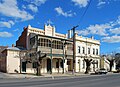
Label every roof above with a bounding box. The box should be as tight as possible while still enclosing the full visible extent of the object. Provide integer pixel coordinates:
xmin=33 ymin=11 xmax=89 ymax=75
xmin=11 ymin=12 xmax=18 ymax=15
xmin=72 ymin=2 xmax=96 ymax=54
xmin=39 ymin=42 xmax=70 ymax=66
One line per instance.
xmin=6 ymin=47 xmax=26 ymax=51
xmin=6 ymin=47 xmax=21 ymax=51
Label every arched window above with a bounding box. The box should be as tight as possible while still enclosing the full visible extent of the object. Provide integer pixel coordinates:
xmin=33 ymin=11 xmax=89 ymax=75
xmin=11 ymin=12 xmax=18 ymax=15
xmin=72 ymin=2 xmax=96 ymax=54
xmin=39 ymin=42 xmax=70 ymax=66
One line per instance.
xmin=96 ymin=49 xmax=98 ymax=55
xmin=88 ymin=48 xmax=90 ymax=54
xmin=93 ymin=48 xmax=95 ymax=55
xmin=78 ymin=46 xmax=80 ymax=53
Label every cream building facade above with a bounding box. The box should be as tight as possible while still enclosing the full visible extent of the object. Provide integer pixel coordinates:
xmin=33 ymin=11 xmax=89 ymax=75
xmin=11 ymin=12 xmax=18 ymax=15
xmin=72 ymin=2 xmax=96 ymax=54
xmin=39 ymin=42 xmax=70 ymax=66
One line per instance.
xmin=0 ymin=47 xmax=22 ymax=73
xmin=72 ymin=34 xmax=100 ymax=73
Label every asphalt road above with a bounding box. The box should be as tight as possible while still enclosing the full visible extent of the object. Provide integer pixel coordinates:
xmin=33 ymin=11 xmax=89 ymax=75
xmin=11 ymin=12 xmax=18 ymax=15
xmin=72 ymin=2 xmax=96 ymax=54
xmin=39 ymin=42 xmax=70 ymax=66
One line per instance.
xmin=0 ymin=74 xmax=120 ymax=87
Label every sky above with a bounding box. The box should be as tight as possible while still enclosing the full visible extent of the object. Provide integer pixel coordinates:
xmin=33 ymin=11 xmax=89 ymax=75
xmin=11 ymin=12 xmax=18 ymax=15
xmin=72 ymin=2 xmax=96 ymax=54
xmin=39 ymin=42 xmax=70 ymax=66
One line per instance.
xmin=0 ymin=0 xmax=120 ymax=54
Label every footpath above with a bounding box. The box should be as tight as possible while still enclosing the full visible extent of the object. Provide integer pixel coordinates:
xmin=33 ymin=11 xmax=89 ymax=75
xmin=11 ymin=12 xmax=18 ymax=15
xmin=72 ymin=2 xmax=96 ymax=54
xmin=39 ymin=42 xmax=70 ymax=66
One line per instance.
xmin=0 ymin=72 xmax=117 ymax=79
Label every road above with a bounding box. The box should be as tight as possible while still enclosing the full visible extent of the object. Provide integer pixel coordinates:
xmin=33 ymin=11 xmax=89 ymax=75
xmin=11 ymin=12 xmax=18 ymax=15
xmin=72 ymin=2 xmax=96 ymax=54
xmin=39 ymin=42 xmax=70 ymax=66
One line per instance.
xmin=0 ymin=74 xmax=120 ymax=87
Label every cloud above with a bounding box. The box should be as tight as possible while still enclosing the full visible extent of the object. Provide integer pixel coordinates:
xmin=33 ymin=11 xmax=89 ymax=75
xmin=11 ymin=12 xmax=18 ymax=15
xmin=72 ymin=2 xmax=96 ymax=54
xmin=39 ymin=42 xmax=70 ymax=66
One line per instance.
xmin=116 ymin=16 xmax=120 ymax=25
xmin=88 ymin=24 xmax=111 ymax=36
xmin=24 ymin=0 xmax=46 ymax=6
xmin=27 ymin=4 xmax=38 ymax=12
xmin=23 ymin=0 xmax=47 ymax=13
xmin=102 ymin=35 xmax=120 ymax=43
xmin=72 ymin=0 xmax=89 ymax=8
xmin=77 ymin=23 xmax=111 ymax=36
xmin=55 ymin=7 xmax=76 ymax=17
xmin=0 ymin=0 xmax=33 ymax=21
xmin=76 ymin=29 xmax=89 ymax=36
xmin=0 ymin=31 xmax=13 ymax=37
xmin=77 ymin=15 xmax=120 ymax=37
xmin=109 ymin=27 xmax=120 ymax=35
xmin=97 ymin=0 xmax=118 ymax=8
xmin=13 ymin=28 xmax=19 ymax=32
xmin=0 ymin=20 xmax=15 ymax=28
xmin=97 ymin=0 xmax=106 ymax=7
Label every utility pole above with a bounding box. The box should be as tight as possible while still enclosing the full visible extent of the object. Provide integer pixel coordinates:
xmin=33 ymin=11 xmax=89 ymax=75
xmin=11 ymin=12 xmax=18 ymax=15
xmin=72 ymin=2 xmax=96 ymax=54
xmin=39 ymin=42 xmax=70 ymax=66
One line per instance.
xmin=71 ymin=25 xmax=79 ymax=75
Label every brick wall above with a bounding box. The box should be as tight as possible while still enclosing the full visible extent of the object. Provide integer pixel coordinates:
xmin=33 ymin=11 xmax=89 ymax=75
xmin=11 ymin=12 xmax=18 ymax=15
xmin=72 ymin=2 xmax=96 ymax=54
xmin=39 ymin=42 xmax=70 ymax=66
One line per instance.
xmin=16 ymin=27 xmax=27 ymax=48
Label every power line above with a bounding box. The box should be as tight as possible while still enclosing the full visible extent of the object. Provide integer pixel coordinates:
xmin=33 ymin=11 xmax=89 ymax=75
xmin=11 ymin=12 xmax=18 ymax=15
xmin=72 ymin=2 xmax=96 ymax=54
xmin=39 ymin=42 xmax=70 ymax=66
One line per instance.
xmin=78 ymin=0 xmax=93 ymax=26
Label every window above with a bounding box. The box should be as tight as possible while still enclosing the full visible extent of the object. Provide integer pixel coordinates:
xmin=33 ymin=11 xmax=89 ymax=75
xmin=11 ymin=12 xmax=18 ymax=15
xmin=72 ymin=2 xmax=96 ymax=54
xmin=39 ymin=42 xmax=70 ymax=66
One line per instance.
xmin=88 ymin=48 xmax=90 ymax=54
xmin=96 ymin=49 xmax=98 ymax=55
xmin=38 ymin=38 xmax=51 ymax=47
xmin=78 ymin=46 xmax=80 ymax=53
xmin=52 ymin=40 xmax=63 ymax=49
xmin=37 ymin=39 xmax=40 ymax=46
xmin=93 ymin=48 xmax=95 ymax=55
xmin=82 ymin=60 xmax=85 ymax=69
xmin=40 ymin=38 xmax=44 ymax=46
xmin=82 ymin=47 xmax=85 ymax=54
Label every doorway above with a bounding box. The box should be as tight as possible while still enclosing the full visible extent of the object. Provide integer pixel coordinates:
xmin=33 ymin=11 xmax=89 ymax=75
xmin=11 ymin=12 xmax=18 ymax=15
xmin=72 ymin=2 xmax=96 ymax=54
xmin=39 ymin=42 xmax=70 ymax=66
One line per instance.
xmin=47 ymin=59 xmax=51 ymax=73
xmin=22 ymin=62 xmax=26 ymax=72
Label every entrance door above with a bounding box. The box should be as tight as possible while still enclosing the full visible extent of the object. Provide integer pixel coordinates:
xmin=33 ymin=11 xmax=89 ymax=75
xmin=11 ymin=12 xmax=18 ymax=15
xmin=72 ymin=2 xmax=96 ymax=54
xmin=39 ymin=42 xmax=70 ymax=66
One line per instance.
xmin=47 ymin=59 xmax=51 ymax=73
xmin=67 ymin=59 xmax=72 ymax=71
xmin=22 ymin=62 xmax=26 ymax=72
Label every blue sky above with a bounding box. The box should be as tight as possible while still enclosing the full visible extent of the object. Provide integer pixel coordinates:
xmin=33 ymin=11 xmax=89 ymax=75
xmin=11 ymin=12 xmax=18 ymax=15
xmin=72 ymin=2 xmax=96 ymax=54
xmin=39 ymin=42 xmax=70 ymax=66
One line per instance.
xmin=0 ymin=0 xmax=120 ymax=54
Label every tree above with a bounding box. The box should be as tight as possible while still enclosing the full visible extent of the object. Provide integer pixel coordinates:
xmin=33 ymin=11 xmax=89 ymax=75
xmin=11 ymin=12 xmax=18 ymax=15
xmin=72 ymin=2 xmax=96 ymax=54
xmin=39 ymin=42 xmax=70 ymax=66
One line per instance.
xmin=22 ymin=50 xmax=46 ymax=76
xmin=36 ymin=51 xmax=47 ymax=76
xmin=115 ymin=53 xmax=120 ymax=69
xmin=84 ymin=59 xmax=92 ymax=74
xmin=107 ymin=59 xmax=114 ymax=72
xmin=106 ymin=54 xmax=115 ymax=72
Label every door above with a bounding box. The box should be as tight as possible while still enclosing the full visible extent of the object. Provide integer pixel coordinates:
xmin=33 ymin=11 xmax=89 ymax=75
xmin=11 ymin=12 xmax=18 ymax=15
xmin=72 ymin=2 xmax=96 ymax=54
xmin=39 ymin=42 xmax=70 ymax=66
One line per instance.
xmin=47 ymin=59 xmax=51 ymax=73
xmin=67 ymin=59 xmax=72 ymax=71
xmin=22 ymin=62 xmax=26 ymax=72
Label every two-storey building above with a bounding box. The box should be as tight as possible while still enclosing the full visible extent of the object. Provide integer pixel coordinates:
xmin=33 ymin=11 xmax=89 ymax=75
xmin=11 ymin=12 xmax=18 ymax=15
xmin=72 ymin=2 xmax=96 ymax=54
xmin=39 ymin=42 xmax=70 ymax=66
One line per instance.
xmin=16 ymin=24 xmax=73 ymax=74
xmin=68 ymin=32 xmax=100 ymax=73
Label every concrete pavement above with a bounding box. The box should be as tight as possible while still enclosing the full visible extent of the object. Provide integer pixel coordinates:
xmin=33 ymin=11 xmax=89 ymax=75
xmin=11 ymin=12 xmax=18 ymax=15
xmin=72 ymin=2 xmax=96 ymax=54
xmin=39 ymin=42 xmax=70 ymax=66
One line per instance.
xmin=0 ymin=72 xmax=90 ymax=79
xmin=0 ymin=71 xmax=118 ymax=79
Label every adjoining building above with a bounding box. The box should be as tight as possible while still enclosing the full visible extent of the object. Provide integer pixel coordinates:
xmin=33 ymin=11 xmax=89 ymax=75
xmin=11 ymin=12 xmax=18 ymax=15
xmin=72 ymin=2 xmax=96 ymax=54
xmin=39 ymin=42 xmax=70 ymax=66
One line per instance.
xmin=0 ymin=46 xmax=8 ymax=72
xmin=100 ymin=55 xmax=116 ymax=72
xmin=68 ymin=32 xmax=100 ymax=73
xmin=0 ymin=45 xmax=26 ymax=73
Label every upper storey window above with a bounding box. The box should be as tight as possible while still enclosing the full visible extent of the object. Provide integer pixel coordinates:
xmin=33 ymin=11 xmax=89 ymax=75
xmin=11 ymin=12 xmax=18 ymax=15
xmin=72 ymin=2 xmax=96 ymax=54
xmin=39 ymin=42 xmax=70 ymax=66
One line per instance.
xmin=96 ymin=49 xmax=98 ymax=55
xmin=82 ymin=47 xmax=85 ymax=54
xmin=78 ymin=46 xmax=81 ymax=53
xmin=88 ymin=48 xmax=90 ymax=54
xmin=93 ymin=48 xmax=95 ymax=55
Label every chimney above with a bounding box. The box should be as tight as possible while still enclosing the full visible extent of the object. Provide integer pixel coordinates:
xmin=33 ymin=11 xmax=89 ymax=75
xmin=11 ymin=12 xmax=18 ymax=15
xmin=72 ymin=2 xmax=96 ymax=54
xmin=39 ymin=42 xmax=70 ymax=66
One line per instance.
xmin=12 ymin=44 xmax=14 ymax=47
xmin=91 ymin=36 xmax=94 ymax=39
xmin=23 ymin=27 xmax=27 ymax=30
